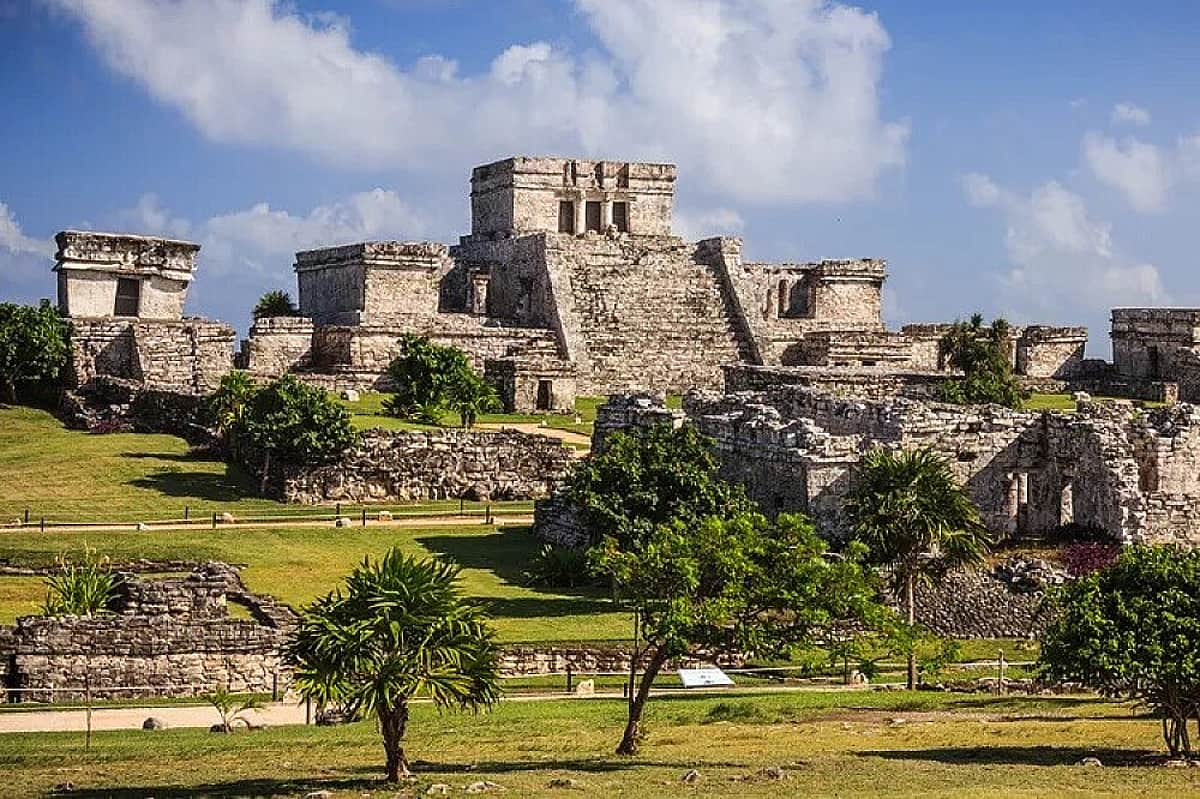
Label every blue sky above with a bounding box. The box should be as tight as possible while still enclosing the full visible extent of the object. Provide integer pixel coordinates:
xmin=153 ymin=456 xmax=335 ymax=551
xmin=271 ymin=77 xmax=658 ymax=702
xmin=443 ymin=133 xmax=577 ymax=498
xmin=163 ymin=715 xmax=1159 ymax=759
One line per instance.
xmin=3 ymin=0 xmax=1200 ymax=351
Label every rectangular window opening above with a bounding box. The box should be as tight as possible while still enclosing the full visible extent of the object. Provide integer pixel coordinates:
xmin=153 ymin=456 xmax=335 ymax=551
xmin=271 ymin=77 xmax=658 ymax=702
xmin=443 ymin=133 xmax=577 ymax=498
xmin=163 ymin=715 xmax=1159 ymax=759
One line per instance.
xmin=558 ymin=201 xmax=576 ymax=234
xmin=114 ymin=277 xmax=141 ymax=317
xmin=612 ymin=202 xmax=628 ymax=233
xmin=585 ymin=201 xmax=602 ymax=232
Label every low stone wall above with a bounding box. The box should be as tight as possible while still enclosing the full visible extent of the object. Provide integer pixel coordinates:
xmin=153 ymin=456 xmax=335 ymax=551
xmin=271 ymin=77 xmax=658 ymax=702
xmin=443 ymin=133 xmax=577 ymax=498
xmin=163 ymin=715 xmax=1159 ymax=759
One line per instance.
xmin=59 ymin=376 xmax=211 ymax=440
xmin=1 ymin=565 xmax=294 ymax=701
xmin=499 ymin=645 xmax=740 ymax=676
xmin=280 ymin=428 xmax=576 ymax=504
xmin=240 ymin=316 xmax=314 ymax=378
xmin=912 ymin=565 xmax=1059 ymax=640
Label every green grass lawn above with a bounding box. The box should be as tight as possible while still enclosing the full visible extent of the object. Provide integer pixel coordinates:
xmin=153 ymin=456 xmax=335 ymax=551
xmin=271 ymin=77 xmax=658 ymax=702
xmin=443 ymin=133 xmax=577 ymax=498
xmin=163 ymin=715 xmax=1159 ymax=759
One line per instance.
xmin=0 ymin=522 xmax=627 ymax=643
xmin=340 ymin=392 xmax=602 ymax=437
xmin=1025 ymin=393 xmax=1166 ymax=412
xmin=1 ymin=691 xmax=1193 ymax=797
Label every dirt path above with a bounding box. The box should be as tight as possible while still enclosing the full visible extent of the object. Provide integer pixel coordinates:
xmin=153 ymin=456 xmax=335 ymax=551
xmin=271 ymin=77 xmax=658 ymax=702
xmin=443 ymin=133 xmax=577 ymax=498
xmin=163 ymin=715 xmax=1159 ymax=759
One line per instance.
xmin=477 ymin=422 xmax=591 ymax=453
xmin=0 ymin=513 xmax=536 ymax=536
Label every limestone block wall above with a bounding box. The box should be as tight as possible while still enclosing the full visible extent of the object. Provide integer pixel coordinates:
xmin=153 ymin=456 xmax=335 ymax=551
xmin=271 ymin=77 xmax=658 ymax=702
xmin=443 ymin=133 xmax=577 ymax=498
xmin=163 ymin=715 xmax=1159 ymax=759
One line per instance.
xmin=279 ymin=428 xmax=576 ymax=504
xmin=1015 ymin=326 xmax=1088 ymax=378
xmin=295 ymin=242 xmax=453 ymax=325
xmin=241 ymin=316 xmax=315 ymax=378
xmin=54 ymin=230 xmax=199 ymax=321
xmin=67 ymin=318 xmax=235 ymax=394
xmin=1 ymin=568 xmax=292 ymax=701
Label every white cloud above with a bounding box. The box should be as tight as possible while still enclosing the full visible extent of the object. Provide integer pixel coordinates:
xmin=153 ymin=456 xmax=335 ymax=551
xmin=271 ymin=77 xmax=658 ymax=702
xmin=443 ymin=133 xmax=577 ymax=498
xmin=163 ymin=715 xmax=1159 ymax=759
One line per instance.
xmin=0 ymin=202 xmax=55 ymax=304
xmin=1111 ymin=102 xmax=1151 ymax=126
xmin=1081 ymin=132 xmax=1170 ymax=213
xmin=50 ymin=0 xmax=907 ymax=204
xmin=960 ymin=174 xmax=1166 ymax=317
xmin=673 ymin=206 xmax=746 ymax=241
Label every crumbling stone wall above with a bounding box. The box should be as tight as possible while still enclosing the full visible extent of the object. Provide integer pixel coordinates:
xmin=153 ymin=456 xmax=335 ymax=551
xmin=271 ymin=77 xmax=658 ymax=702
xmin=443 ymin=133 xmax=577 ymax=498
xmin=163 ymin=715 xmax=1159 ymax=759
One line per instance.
xmin=240 ymin=316 xmax=314 ymax=378
xmin=1 ymin=565 xmax=293 ymax=701
xmin=54 ymin=230 xmax=199 ymax=320
xmin=278 ymin=428 xmax=576 ymax=504
xmin=66 ymin=318 xmax=234 ymax=394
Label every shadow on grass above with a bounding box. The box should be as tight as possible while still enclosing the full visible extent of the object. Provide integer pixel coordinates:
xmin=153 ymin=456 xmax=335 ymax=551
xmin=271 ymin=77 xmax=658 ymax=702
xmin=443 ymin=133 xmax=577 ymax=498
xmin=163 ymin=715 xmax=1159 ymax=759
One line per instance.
xmin=858 ymin=745 xmax=1156 ymax=767
xmin=417 ymin=528 xmax=543 ymax=587
xmin=55 ymin=757 xmax=688 ymax=797
xmin=122 ymin=451 xmax=225 ymax=464
xmin=477 ymin=596 xmax=615 ymax=619
xmin=126 ymin=470 xmax=257 ymax=503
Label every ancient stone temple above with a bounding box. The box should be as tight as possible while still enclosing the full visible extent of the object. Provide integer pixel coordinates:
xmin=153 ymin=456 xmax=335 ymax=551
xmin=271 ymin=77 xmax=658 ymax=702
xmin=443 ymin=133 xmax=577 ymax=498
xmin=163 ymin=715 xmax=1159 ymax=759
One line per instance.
xmin=53 ymin=231 xmax=236 ymax=431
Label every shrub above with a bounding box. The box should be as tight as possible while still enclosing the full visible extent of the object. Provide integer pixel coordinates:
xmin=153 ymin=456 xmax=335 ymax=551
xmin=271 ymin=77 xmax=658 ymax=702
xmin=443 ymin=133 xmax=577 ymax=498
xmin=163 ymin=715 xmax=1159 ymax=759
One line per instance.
xmin=43 ymin=547 xmax=116 ymax=616
xmin=0 ymin=300 xmax=69 ymax=404
xmin=1061 ymin=541 xmax=1120 ymax=577
xmin=252 ymin=290 xmax=298 ymax=319
xmin=935 ymin=314 xmax=1022 ymax=409
xmin=382 ymin=334 xmax=474 ymax=421
xmin=523 ymin=544 xmax=594 ymax=588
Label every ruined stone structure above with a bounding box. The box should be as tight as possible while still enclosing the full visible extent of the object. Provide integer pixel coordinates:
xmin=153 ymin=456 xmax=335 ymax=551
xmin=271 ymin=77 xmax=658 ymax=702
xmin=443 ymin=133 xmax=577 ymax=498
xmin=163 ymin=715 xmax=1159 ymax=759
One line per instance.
xmin=1112 ymin=308 xmax=1200 ymax=402
xmin=254 ymin=427 xmax=576 ymax=504
xmin=53 ymin=231 xmax=236 ymax=431
xmin=0 ymin=564 xmax=293 ymax=701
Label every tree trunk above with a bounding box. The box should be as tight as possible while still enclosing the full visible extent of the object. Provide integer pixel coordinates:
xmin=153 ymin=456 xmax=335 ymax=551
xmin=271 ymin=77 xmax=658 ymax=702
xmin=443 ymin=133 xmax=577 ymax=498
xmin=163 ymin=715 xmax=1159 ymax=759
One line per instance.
xmin=905 ymin=573 xmax=917 ymax=691
xmin=259 ymin=449 xmax=272 ymax=496
xmin=616 ymin=646 xmax=669 ymax=756
xmin=2 ymin=378 xmax=15 ymax=405
xmin=379 ymin=700 xmax=411 ymax=782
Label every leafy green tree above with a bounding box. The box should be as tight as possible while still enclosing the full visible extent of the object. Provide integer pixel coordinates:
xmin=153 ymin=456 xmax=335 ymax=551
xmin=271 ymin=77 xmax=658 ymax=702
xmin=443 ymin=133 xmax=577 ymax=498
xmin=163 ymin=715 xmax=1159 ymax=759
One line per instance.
xmin=382 ymin=334 xmax=481 ymax=423
xmin=207 ymin=370 xmax=257 ymax=442
xmin=42 ymin=547 xmax=116 ymax=616
xmin=286 ymin=549 xmax=501 ymax=782
xmin=594 ymin=512 xmax=886 ymax=755
xmin=252 ymin=290 xmax=298 ymax=319
xmin=446 ymin=370 xmax=500 ymax=428
xmin=567 ymin=423 xmax=754 ymax=548
xmin=0 ymin=300 xmax=69 ymax=404
xmin=1040 ymin=546 xmax=1200 ymax=757
xmin=935 ymin=314 xmax=1023 ymax=409
xmin=845 ymin=447 xmax=992 ymax=689
xmin=239 ymin=375 xmax=357 ymax=492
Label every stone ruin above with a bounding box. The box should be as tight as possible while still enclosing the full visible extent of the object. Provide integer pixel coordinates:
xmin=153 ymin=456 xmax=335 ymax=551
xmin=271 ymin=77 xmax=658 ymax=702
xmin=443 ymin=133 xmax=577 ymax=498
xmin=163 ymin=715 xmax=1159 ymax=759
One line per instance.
xmin=53 ymin=230 xmax=235 ymax=434
xmin=0 ymin=563 xmax=294 ymax=701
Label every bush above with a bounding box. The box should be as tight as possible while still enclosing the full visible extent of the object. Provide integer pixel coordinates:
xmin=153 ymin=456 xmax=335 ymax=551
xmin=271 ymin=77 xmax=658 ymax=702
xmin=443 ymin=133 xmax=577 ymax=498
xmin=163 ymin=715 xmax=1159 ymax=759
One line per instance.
xmin=43 ymin=547 xmax=116 ymax=616
xmin=0 ymin=299 xmax=69 ymax=404
xmin=1061 ymin=542 xmax=1120 ymax=577
xmin=252 ymin=290 xmax=298 ymax=319
xmin=935 ymin=314 xmax=1022 ymax=409
xmin=523 ymin=544 xmax=594 ymax=588
xmin=383 ymin=335 xmax=497 ymax=427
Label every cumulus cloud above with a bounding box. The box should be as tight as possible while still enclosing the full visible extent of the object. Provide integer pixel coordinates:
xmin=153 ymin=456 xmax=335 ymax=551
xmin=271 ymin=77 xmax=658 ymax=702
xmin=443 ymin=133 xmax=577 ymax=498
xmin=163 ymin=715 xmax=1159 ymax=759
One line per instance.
xmin=960 ymin=173 xmax=1166 ymax=317
xmin=1082 ymin=132 xmax=1170 ymax=212
xmin=0 ymin=202 xmax=55 ymax=304
xmin=112 ymin=188 xmax=427 ymax=326
xmin=49 ymin=0 xmax=907 ymax=204
xmin=673 ymin=206 xmax=746 ymax=241
xmin=1111 ymin=102 xmax=1151 ymax=127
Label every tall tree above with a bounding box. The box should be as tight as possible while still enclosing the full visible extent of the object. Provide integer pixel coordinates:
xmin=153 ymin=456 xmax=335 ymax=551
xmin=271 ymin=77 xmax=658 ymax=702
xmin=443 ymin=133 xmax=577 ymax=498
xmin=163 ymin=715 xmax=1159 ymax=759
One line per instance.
xmin=287 ymin=549 xmax=501 ymax=781
xmin=567 ymin=423 xmax=755 ymax=548
xmin=594 ymin=511 xmax=886 ymax=755
xmin=845 ymin=447 xmax=992 ymax=689
xmin=0 ymin=300 xmax=69 ymax=404
xmin=1040 ymin=546 xmax=1200 ymax=758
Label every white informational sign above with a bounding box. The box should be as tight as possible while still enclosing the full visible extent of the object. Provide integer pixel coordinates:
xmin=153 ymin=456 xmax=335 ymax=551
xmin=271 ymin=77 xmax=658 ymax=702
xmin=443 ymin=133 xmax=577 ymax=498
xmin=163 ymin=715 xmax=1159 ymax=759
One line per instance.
xmin=678 ymin=667 xmax=735 ymax=688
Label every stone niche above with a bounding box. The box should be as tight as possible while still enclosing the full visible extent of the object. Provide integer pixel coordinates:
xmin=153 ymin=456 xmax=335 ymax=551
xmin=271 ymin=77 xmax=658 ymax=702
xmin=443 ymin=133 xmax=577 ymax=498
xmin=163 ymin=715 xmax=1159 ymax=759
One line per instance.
xmin=55 ymin=230 xmax=199 ymax=321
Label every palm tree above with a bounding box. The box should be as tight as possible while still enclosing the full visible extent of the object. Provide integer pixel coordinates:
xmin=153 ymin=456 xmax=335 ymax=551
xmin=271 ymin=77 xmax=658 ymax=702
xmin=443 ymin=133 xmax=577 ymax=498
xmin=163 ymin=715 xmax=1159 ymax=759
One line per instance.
xmin=845 ymin=447 xmax=992 ymax=689
xmin=446 ymin=372 xmax=500 ymax=428
xmin=285 ymin=549 xmax=500 ymax=782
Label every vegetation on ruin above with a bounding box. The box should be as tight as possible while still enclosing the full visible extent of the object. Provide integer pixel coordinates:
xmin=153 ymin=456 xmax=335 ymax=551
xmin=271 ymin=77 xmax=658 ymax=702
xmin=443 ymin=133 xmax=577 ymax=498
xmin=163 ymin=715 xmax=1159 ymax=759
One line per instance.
xmin=235 ymin=375 xmax=358 ymax=489
xmin=0 ymin=299 xmax=69 ymax=404
xmin=40 ymin=546 xmax=116 ymax=617
xmin=594 ymin=511 xmax=886 ymax=755
xmin=251 ymin=289 xmax=299 ymax=319
xmin=383 ymin=334 xmax=500 ymax=427
xmin=2 ymin=691 xmax=1194 ymax=797
xmin=288 ymin=549 xmax=501 ymax=781
xmin=846 ymin=447 xmax=993 ymax=689
xmin=1040 ymin=545 xmax=1200 ymax=757
xmin=936 ymin=314 xmax=1024 ymax=409
xmin=566 ymin=424 xmax=754 ymax=547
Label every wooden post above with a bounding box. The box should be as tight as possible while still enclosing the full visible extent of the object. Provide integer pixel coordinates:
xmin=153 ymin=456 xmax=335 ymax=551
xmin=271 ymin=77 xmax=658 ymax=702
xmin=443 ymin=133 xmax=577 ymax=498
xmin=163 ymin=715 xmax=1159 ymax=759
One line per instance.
xmin=361 ymin=508 xmax=366 ymax=527
xmin=305 ymin=696 xmax=312 ymax=725
xmin=212 ymin=512 xmax=217 ymax=530
xmin=459 ymin=497 xmax=464 ymax=516
xmin=184 ymin=505 xmax=189 ymax=521
xmin=84 ymin=672 xmax=93 ymax=751
xmin=336 ymin=502 xmax=341 ymax=518
xmin=997 ymin=649 xmax=1006 ymax=695
xmin=40 ymin=517 xmax=44 ymax=532
xmin=23 ymin=509 xmax=29 ymax=525
xmin=271 ymin=670 xmax=279 ymax=702
xmin=566 ymin=664 xmax=574 ymax=694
